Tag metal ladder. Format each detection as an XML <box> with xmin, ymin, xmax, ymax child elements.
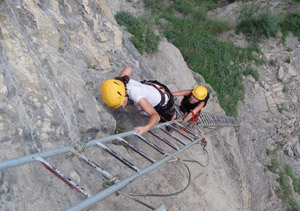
<box><xmin>0</xmin><ymin>120</ymin><xmax>206</xmax><ymax>211</ymax></box>
<box><xmin>174</xmin><ymin>105</ymin><xmax>237</xmax><ymax>127</ymax></box>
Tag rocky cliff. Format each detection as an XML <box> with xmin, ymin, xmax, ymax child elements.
<box><xmin>0</xmin><ymin>0</ymin><xmax>299</xmax><ymax>211</ymax></box>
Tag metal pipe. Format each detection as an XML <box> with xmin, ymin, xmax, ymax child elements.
<box><xmin>159</xmin><ymin>127</ymin><xmax>186</xmax><ymax>146</ymax></box>
<box><xmin>96</xmin><ymin>142</ymin><xmax>140</xmax><ymax>172</ymax></box>
<box><xmin>70</xmin><ymin>149</ymin><xmax>114</xmax><ymax>180</ymax></box>
<box><xmin>174</xmin><ymin>122</ymin><xmax>197</xmax><ymax>137</ymax></box>
<box><xmin>35</xmin><ymin>156</ymin><xmax>92</xmax><ymax>198</ymax></box>
<box><xmin>170</xmin><ymin>124</ymin><xmax>194</xmax><ymax>142</ymax></box>
<box><xmin>135</xmin><ymin>134</ymin><xmax>165</xmax><ymax>155</ymax></box>
<box><xmin>67</xmin><ymin>136</ymin><xmax>203</xmax><ymax>211</ymax></box>
<box><xmin>117</xmin><ymin>137</ymin><xmax>156</xmax><ymax>163</ymax></box>
<box><xmin>148</xmin><ymin>130</ymin><xmax>178</xmax><ymax>150</ymax></box>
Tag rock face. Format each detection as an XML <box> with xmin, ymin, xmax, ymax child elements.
<box><xmin>209</xmin><ymin>1</ymin><xmax>300</xmax><ymax>210</ymax></box>
<box><xmin>1</xmin><ymin>0</ymin><xmax>298</xmax><ymax>211</ymax></box>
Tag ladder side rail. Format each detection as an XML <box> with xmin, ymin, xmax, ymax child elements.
<box><xmin>96</xmin><ymin>142</ymin><xmax>140</xmax><ymax>172</ymax></box>
<box><xmin>35</xmin><ymin>156</ymin><xmax>92</xmax><ymax>198</ymax></box>
<box><xmin>117</xmin><ymin>137</ymin><xmax>156</xmax><ymax>163</ymax></box>
<box><xmin>67</xmin><ymin>136</ymin><xmax>204</xmax><ymax>211</ymax></box>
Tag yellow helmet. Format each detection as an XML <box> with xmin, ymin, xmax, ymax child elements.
<box><xmin>192</xmin><ymin>86</ymin><xmax>208</xmax><ymax>100</ymax></box>
<box><xmin>100</xmin><ymin>79</ymin><xmax>126</xmax><ymax>108</ymax></box>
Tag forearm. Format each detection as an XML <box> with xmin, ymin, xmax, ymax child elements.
<box><xmin>182</xmin><ymin>112</ymin><xmax>193</xmax><ymax>124</ymax></box>
<box><xmin>172</xmin><ymin>90</ymin><xmax>192</xmax><ymax>96</ymax></box>
<box><xmin>120</xmin><ymin>66</ymin><xmax>132</xmax><ymax>78</ymax></box>
<box><xmin>135</xmin><ymin>113</ymin><xmax>160</xmax><ymax>135</ymax></box>
<box><xmin>146</xmin><ymin>113</ymin><xmax>160</xmax><ymax>130</ymax></box>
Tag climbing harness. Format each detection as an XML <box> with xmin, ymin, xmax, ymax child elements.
<box><xmin>141</xmin><ymin>80</ymin><xmax>176</xmax><ymax>122</ymax></box>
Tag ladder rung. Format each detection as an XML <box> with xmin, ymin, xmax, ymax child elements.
<box><xmin>174</xmin><ymin>122</ymin><xmax>197</xmax><ymax>137</ymax></box>
<box><xmin>96</xmin><ymin>142</ymin><xmax>140</xmax><ymax>172</ymax></box>
<box><xmin>169</xmin><ymin>124</ymin><xmax>195</xmax><ymax>142</ymax></box>
<box><xmin>35</xmin><ymin>156</ymin><xmax>92</xmax><ymax>198</ymax></box>
<box><xmin>159</xmin><ymin>127</ymin><xmax>187</xmax><ymax>146</ymax></box>
<box><xmin>117</xmin><ymin>137</ymin><xmax>156</xmax><ymax>163</ymax></box>
<box><xmin>70</xmin><ymin>149</ymin><xmax>114</xmax><ymax>181</ymax></box>
<box><xmin>148</xmin><ymin>130</ymin><xmax>179</xmax><ymax>150</ymax></box>
<box><xmin>134</xmin><ymin>134</ymin><xmax>165</xmax><ymax>155</ymax></box>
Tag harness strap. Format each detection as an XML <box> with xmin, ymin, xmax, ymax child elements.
<box><xmin>141</xmin><ymin>81</ymin><xmax>169</xmax><ymax>107</ymax></box>
<box><xmin>142</xmin><ymin>81</ymin><xmax>166</xmax><ymax>94</ymax></box>
<box><xmin>190</xmin><ymin>109</ymin><xmax>195</xmax><ymax>122</ymax></box>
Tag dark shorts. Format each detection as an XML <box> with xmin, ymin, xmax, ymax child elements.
<box><xmin>156</xmin><ymin>106</ymin><xmax>175</xmax><ymax>122</ymax></box>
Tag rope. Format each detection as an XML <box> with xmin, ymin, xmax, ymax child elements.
<box><xmin>182</xmin><ymin>148</ymin><xmax>209</xmax><ymax>167</ymax></box>
<box><xmin>100</xmin><ymin>144</ymin><xmax>209</xmax><ymax>210</ymax></box>
<box><xmin>120</xmin><ymin>160</ymin><xmax>192</xmax><ymax>198</ymax></box>
<box><xmin>116</xmin><ymin>149</ymin><xmax>209</xmax><ymax>198</ymax></box>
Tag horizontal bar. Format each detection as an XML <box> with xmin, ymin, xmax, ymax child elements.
<box><xmin>169</xmin><ymin>124</ymin><xmax>194</xmax><ymax>142</ymax></box>
<box><xmin>135</xmin><ymin>134</ymin><xmax>165</xmax><ymax>155</ymax></box>
<box><xmin>96</xmin><ymin>142</ymin><xmax>140</xmax><ymax>172</ymax></box>
<box><xmin>67</xmin><ymin>136</ymin><xmax>203</xmax><ymax>211</ymax></box>
<box><xmin>35</xmin><ymin>156</ymin><xmax>92</xmax><ymax>198</ymax></box>
<box><xmin>159</xmin><ymin>127</ymin><xmax>187</xmax><ymax>146</ymax></box>
<box><xmin>70</xmin><ymin>149</ymin><xmax>114</xmax><ymax>180</ymax></box>
<box><xmin>117</xmin><ymin>137</ymin><xmax>156</xmax><ymax>163</ymax></box>
<box><xmin>148</xmin><ymin>130</ymin><xmax>178</xmax><ymax>150</ymax></box>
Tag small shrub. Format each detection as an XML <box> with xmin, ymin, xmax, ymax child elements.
<box><xmin>237</xmin><ymin>3</ymin><xmax>282</xmax><ymax>42</ymax></box>
<box><xmin>243</xmin><ymin>67</ymin><xmax>259</xmax><ymax>81</ymax></box>
<box><xmin>269</xmin><ymin>59</ymin><xmax>276</xmax><ymax>66</ymax></box>
<box><xmin>282</xmin><ymin>87</ymin><xmax>289</xmax><ymax>93</ymax></box>
<box><xmin>259</xmin><ymin>81</ymin><xmax>265</xmax><ymax>88</ymax></box>
<box><xmin>281</xmin><ymin>12</ymin><xmax>300</xmax><ymax>42</ymax></box>
<box><xmin>267</xmin><ymin>159</ymin><xmax>280</xmax><ymax>173</ymax></box>
<box><xmin>115</xmin><ymin>11</ymin><xmax>160</xmax><ymax>54</ymax></box>
<box><xmin>277</xmin><ymin>103</ymin><xmax>288</xmax><ymax>113</ymax></box>
<box><xmin>285</xmin><ymin>165</ymin><xmax>300</xmax><ymax>195</ymax></box>
<box><xmin>207</xmin><ymin>19</ymin><xmax>231</xmax><ymax>34</ymax></box>
<box><xmin>266</xmin><ymin>148</ymin><xmax>272</xmax><ymax>156</ymax></box>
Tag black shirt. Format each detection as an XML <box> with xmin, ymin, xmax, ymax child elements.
<box><xmin>180</xmin><ymin>92</ymin><xmax>210</xmax><ymax>113</ymax></box>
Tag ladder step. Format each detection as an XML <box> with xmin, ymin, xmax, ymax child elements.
<box><xmin>35</xmin><ymin>156</ymin><xmax>92</xmax><ymax>198</ymax></box>
<box><xmin>148</xmin><ymin>131</ymin><xmax>179</xmax><ymax>150</ymax></box>
<box><xmin>159</xmin><ymin>127</ymin><xmax>187</xmax><ymax>146</ymax></box>
<box><xmin>96</xmin><ymin>142</ymin><xmax>140</xmax><ymax>172</ymax></box>
<box><xmin>168</xmin><ymin>124</ymin><xmax>195</xmax><ymax>142</ymax></box>
<box><xmin>134</xmin><ymin>134</ymin><xmax>165</xmax><ymax>155</ymax></box>
<box><xmin>117</xmin><ymin>137</ymin><xmax>156</xmax><ymax>163</ymax></box>
<box><xmin>70</xmin><ymin>149</ymin><xmax>114</xmax><ymax>181</ymax></box>
<box><xmin>195</xmin><ymin>112</ymin><xmax>237</xmax><ymax>127</ymax></box>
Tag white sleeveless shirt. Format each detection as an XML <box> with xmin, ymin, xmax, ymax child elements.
<box><xmin>126</xmin><ymin>79</ymin><xmax>161</xmax><ymax>111</ymax></box>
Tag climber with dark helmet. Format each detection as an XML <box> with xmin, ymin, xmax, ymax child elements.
<box><xmin>172</xmin><ymin>86</ymin><xmax>210</xmax><ymax>124</ymax></box>
<box><xmin>100</xmin><ymin>66</ymin><xmax>176</xmax><ymax>135</ymax></box>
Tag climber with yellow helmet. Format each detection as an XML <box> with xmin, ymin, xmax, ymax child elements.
<box><xmin>101</xmin><ymin>66</ymin><xmax>176</xmax><ymax>135</ymax></box>
<box><xmin>172</xmin><ymin>86</ymin><xmax>210</xmax><ymax>124</ymax></box>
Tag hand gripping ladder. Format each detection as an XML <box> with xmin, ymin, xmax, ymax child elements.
<box><xmin>0</xmin><ymin>120</ymin><xmax>206</xmax><ymax>211</ymax></box>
